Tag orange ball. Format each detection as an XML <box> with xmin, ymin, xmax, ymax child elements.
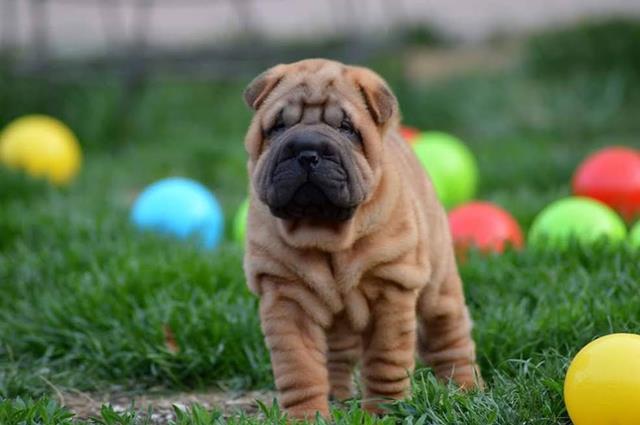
<box><xmin>449</xmin><ymin>201</ymin><xmax>523</xmax><ymax>256</ymax></box>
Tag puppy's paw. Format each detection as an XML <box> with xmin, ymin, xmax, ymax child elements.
<box><xmin>286</xmin><ymin>406</ymin><xmax>330</xmax><ymax>423</ymax></box>
<box><xmin>443</xmin><ymin>363</ymin><xmax>485</xmax><ymax>391</ymax></box>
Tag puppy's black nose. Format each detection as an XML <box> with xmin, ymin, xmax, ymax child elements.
<box><xmin>286</xmin><ymin>133</ymin><xmax>329</xmax><ymax>170</ymax></box>
<box><xmin>298</xmin><ymin>150</ymin><xmax>320</xmax><ymax>170</ymax></box>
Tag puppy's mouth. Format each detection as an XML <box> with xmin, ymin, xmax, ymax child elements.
<box><xmin>269</xmin><ymin>181</ymin><xmax>356</xmax><ymax>222</ymax></box>
<box><xmin>265</xmin><ymin>154</ymin><xmax>358</xmax><ymax>222</ymax></box>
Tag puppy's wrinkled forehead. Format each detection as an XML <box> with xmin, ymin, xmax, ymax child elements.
<box><xmin>279</xmin><ymin>100</ymin><xmax>344</xmax><ymax>129</ymax></box>
<box><xmin>259</xmin><ymin>61</ymin><xmax>359</xmax><ymax>127</ymax></box>
<box><xmin>282</xmin><ymin>60</ymin><xmax>345</xmax><ymax>101</ymax></box>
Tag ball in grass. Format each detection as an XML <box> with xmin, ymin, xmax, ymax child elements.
<box><xmin>413</xmin><ymin>131</ymin><xmax>478</xmax><ymax>209</ymax></box>
<box><xmin>0</xmin><ymin>115</ymin><xmax>82</xmax><ymax>185</ymax></box>
<box><xmin>564</xmin><ymin>333</ymin><xmax>640</xmax><ymax>425</ymax></box>
<box><xmin>630</xmin><ymin>221</ymin><xmax>640</xmax><ymax>249</ymax></box>
<box><xmin>448</xmin><ymin>201</ymin><xmax>523</xmax><ymax>256</ymax></box>
<box><xmin>399</xmin><ymin>126</ymin><xmax>420</xmax><ymax>144</ymax></box>
<box><xmin>131</xmin><ymin>177</ymin><xmax>224</xmax><ymax>250</ymax></box>
<box><xmin>573</xmin><ymin>146</ymin><xmax>640</xmax><ymax>222</ymax></box>
<box><xmin>233</xmin><ymin>198</ymin><xmax>249</xmax><ymax>245</ymax></box>
<box><xmin>528</xmin><ymin>197</ymin><xmax>627</xmax><ymax>249</ymax></box>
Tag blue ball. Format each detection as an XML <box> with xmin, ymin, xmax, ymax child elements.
<box><xmin>131</xmin><ymin>177</ymin><xmax>224</xmax><ymax>249</ymax></box>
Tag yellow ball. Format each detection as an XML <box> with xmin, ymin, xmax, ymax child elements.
<box><xmin>0</xmin><ymin>115</ymin><xmax>82</xmax><ymax>185</ymax></box>
<box><xmin>564</xmin><ymin>333</ymin><xmax>640</xmax><ymax>425</ymax></box>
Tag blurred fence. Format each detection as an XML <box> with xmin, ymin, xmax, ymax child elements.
<box><xmin>0</xmin><ymin>0</ymin><xmax>408</xmax><ymax>82</ymax></box>
<box><xmin>2</xmin><ymin>0</ymin><xmax>640</xmax><ymax>82</ymax></box>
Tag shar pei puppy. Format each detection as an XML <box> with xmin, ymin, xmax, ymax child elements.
<box><xmin>242</xmin><ymin>59</ymin><xmax>482</xmax><ymax>419</ymax></box>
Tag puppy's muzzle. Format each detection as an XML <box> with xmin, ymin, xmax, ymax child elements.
<box><xmin>266</xmin><ymin>130</ymin><xmax>356</xmax><ymax>221</ymax></box>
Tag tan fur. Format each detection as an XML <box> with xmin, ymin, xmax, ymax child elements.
<box><xmin>243</xmin><ymin>59</ymin><xmax>481</xmax><ymax>419</ymax></box>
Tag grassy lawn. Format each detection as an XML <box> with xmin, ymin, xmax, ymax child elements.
<box><xmin>1</xmin><ymin>20</ymin><xmax>640</xmax><ymax>424</ymax></box>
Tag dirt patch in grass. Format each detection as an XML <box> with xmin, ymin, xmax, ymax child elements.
<box><xmin>61</xmin><ymin>389</ymin><xmax>276</xmax><ymax>423</ymax></box>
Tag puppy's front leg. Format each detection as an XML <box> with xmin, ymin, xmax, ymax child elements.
<box><xmin>361</xmin><ymin>286</ymin><xmax>417</xmax><ymax>414</ymax></box>
<box><xmin>259</xmin><ymin>287</ymin><xmax>330</xmax><ymax>419</ymax></box>
<box><xmin>417</xmin><ymin>270</ymin><xmax>481</xmax><ymax>389</ymax></box>
<box><xmin>327</xmin><ymin>314</ymin><xmax>362</xmax><ymax>401</ymax></box>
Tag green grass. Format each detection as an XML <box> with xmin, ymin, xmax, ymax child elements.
<box><xmin>2</xmin><ymin>19</ymin><xmax>640</xmax><ymax>424</ymax></box>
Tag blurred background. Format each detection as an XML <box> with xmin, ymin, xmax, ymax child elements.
<box><xmin>2</xmin><ymin>0</ymin><xmax>640</xmax><ymax>224</ymax></box>
<box><xmin>3</xmin><ymin>0</ymin><xmax>640</xmax><ymax>59</ymax></box>
<box><xmin>2</xmin><ymin>0</ymin><xmax>640</xmax><ymax>410</ymax></box>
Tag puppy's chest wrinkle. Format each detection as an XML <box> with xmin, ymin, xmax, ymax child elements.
<box><xmin>273</xmin><ymin>213</ymin><xmax>432</xmax><ymax>331</ymax></box>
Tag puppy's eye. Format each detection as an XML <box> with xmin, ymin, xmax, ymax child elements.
<box><xmin>267</xmin><ymin>112</ymin><xmax>286</xmax><ymax>138</ymax></box>
<box><xmin>339</xmin><ymin>117</ymin><xmax>362</xmax><ymax>143</ymax></box>
<box><xmin>339</xmin><ymin>118</ymin><xmax>355</xmax><ymax>134</ymax></box>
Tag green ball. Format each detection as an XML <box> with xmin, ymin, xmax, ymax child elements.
<box><xmin>233</xmin><ymin>198</ymin><xmax>249</xmax><ymax>244</ymax></box>
<box><xmin>630</xmin><ymin>222</ymin><xmax>640</xmax><ymax>249</ymax></box>
<box><xmin>412</xmin><ymin>131</ymin><xmax>478</xmax><ymax>209</ymax></box>
<box><xmin>529</xmin><ymin>197</ymin><xmax>627</xmax><ymax>249</ymax></box>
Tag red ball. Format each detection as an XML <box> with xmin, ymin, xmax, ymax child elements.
<box><xmin>449</xmin><ymin>201</ymin><xmax>524</xmax><ymax>256</ymax></box>
<box><xmin>399</xmin><ymin>126</ymin><xmax>420</xmax><ymax>144</ymax></box>
<box><xmin>573</xmin><ymin>147</ymin><xmax>640</xmax><ymax>222</ymax></box>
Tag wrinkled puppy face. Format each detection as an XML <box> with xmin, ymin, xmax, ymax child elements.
<box><xmin>258</xmin><ymin>106</ymin><xmax>362</xmax><ymax>221</ymax></box>
<box><xmin>244</xmin><ymin>59</ymin><xmax>397</xmax><ymax>224</ymax></box>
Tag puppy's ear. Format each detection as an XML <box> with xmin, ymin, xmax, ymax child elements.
<box><xmin>244</xmin><ymin>65</ymin><xmax>286</xmax><ymax>110</ymax></box>
<box><xmin>351</xmin><ymin>67</ymin><xmax>398</xmax><ymax>125</ymax></box>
